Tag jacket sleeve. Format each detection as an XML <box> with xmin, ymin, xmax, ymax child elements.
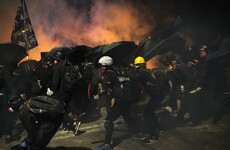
<box><xmin>50</xmin><ymin>64</ymin><xmax>64</xmax><ymax>91</ymax></box>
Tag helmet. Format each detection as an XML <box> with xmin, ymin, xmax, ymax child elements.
<box><xmin>98</xmin><ymin>56</ymin><xmax>113</xmax><ymax>66</ymax></box>
<box><xmin>134</xmin><ymin>56</ymin><xmax>145</xmax><ymax>65</ymax></box>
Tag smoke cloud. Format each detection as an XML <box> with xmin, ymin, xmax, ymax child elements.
<box><xmin>1</xmin><ymin>0</ymin><xmax>176</xmax><ymax>60</ymax></box>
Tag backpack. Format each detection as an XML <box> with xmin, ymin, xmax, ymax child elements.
<box><xmin>112</xmin><ymin>66</ymin><xmax>141</xmax><ymax>102</ymax></box>
<box><xmin>63</xmin><ymin>62</ymin><xmax>82</xmax><ymax>90</ymax></box>
<box><xmin>22</xmin><ymin>96</ymin><xmax>65</xmax><ymax>118</ymax></box>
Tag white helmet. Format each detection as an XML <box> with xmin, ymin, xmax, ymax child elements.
<box><xmin>98</xmin><ymin>56</ymin><xmax>113</xmax><ymax>66</ymax></box>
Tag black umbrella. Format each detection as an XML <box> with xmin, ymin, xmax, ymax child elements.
<box><xmin>95</xmin><ymin>41</ymin><xmax>138</xmax><ymax>66</ymax></box>
<box><xmin>0</xmin><ymin>42</ymin><xmax>27</xmax><ymax>69</ymax></box>
<box><xmin>84</xmin><ymin>45</ymin><xmax>106</xmax><ymax>65</ymax></box>
<box><xmin>135</xmin><ymin>33</ymin><xmax>187</xmax><ymax>62</ymax></box>
<box><xmin>14</xmin><ymin>60</ymin><xmax>41</xmax><ymax>75</ymax></box>
<box><xmin>47</xmin><ymin>46</ymin><xmax>72</xmax><ymax>57</ymax></box>
<box><xmin>66</xmin><ymin>45</ymin><xmax>92</xmax><ymax>64</ymax></box>
<box><xmin>206</xmin><ymin>38</ymin><xmax>230</xmax><ymax>61</ymax></box>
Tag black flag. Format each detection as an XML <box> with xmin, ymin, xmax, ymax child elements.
<box><xmin>11</xmin><ymin>0</ymin><xmax>38</xmax><ymax>50</ymax></box>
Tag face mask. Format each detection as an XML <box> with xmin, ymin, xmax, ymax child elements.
<box><xmin>100</xmin><ymin>67</ymin><xmax>106</xmax><ymax>73</ymax></box>
<box><xmin>54</xmin><ymin>60</ymin><xmax>58</xmax><ymax>65</ymax></box>
<box><xmin>200</xmin><ymin>51</ymin><xmax>207</xmax><ymax>58</ymax></box>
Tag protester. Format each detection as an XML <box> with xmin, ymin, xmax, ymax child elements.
<box><xmin>13</xmin><ymin>47</ymin><xmax>81</xmax><ymax>150</ymax></box>
<box><xmin>133</xmin><ymin>56</ymin><xmax>170</xmax><ymax>144</ymax></box>
<box><xmin>96</xmin><ymin>56</ymin><xmax>141</xmax><ymax>150</ymax></box>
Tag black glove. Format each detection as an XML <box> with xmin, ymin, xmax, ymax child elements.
<box><xmin>8</xmin><ymin>94</ymin><xmax>26</xmax><ymax>112</ymax></box>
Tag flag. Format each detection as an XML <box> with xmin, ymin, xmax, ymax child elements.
<box><xmin>11</xmin><ymin>0</ymin><xmax>38</xmax><ymax>50</ymax></box>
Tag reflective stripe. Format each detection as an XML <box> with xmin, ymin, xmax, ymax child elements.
<box><xmin>117</xmin><ymin>76</ymin><xmax>130</xmax><ymax>82</ymax></box>
<box><xmin>189</xmin><ymin>87</ymin><xmax>202</xmax><ymax>94</ymax></box>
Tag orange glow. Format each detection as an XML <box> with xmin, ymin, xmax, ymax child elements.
<box><xmin>146</xmin><ymin>57</ymin><xmax>164</xmax><ymax>69</ymax></box>
<box><xmin>25</xmin><ymin>1</ymin><xmax>154</xmax><ymax>61</ymax></box>
<box><xmin>0</xmin><ymin>0</ymin><xmax>175</xmax><ymax>63</ymax></box>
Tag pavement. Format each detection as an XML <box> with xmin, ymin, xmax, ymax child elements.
<box><xmin>1</xmin><ymin>99</ymin><xmax>230</xmax><ymax>150</ymax></box>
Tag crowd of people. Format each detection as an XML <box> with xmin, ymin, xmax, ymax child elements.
<box><xmin>0</xmin><ymin>43</ymin><xmax>229</xmax><ymax>150</ymax></box>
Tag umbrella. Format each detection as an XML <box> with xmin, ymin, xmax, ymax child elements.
<box><xmin>135</xmin><ymin>33</ymin><xmax>187</xmax><ymax>62</ymax></box>
<box><xmin>206</xmin><ymin>38</ymin><xmax>230</xmax><ymax>61</ymax></box>
<box><xmin>66</xmin><ymin>45</ymin><xmax>92</xmax><ymax>64</ymax></box>
<box><xmin>47</xmin><ymin>46</ymin><xmax>72</xmax><ymax>57</ymax></box>
<box><xmin>0</xmin><ymin>42</ymin><xmax>27</xmax><ymax>69</ymax></box>
<box><xmin>14</xmin><ymin>60</ymin><xmax>41</xmax><ymax>75</ymax></box>
<box><xmin>84</xmin><ymin>45</ymin><xmax>106</xmax><ymax>65</ymax></box>
<box><xmin>95</xmin><ymin>41</ymin><xmax>138</xmax><ymax>66</ymax></box>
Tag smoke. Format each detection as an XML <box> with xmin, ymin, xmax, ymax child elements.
<box><xmin>0</xmin><ymin>0</ymin><xmax>177</xmax><ymax>60</ymax></box>
<box><xmin>25</xmin><ymin>0</ymin><xmax>155</xmax><ymax>59</ymax></box>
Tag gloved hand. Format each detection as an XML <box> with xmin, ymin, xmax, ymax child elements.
<box><xmin>46</xmin><ymin>88</ymin><xmax>53</xmax><ymax>96</ymax></box>
<box><xmin>93</xmin><ymin>94</ymin><xmax>99</xmax><ymax>100</ymax></box>
<box><xmin>8</xmin><ymin>94</ymin><xmax>26</xmax><ymax>112</ymax></box>
<box><xmin>111</xmin><ymin>98</ymin><xmax>116</xmax><ymax>107</ymax></box>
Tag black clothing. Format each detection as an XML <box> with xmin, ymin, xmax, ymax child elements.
<box><xmin>104</xmin><ymin>100</ymin><xmax>140</xmax><ymax>144</ymax></box>
<box><xmin>19</xmin><ymin>108</ymin><xmax>62</xmax><ymax>149</ymax></box>
<box><xmin>19</xmin><ymin>60</ymin><xmax>69</xmax><ymax>149</ymax></box>
<box><xmin>177</xmin><ymin>61</ymin><xmax>210</xmax><ymax>124</ymax></box>
<box><xmin>137</xmin><ymin>67</ymin><xmax>169</xmax><ymax>138</ymax></box>
<box><xmin>101</xmin><ymin>66</ymin><xmax>140</xmax><ymax>145</ymax></box>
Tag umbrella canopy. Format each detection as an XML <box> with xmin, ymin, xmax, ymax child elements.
<box><xmin>135</xmin><ymin>33</ymin><xmax>187</xmax><ymax>62</ymax></box>
<box><xmin>0</xmin><ymin>42</ymin><xmax>27</xmax><ymax>69</ymax></box>
<box><xmin>94</xmin><ymin>41</ymin><xmax>138</xmax><ymax>66</ymax></box>
<box><xmin>14</xmin><ymin>60</ymin><xmax>41</xmax><ymax>75</ymax></box>
<box><xmin>206</xmin><ymin>38</ymin><xmax>230</xmax><ymax>61</ymax></box>
<box><xmin>84</xmin><ymin>45</ymin><xmax>106</xmax><ymax>65</ymax></box>
<box><xmin>47</xmin><ymin>46</ymin><xmax>72</xmax><ymax>57</ymax></box>
<box><xmin>66</xmin><ymin>45</ymin><xmax>92</xmax><ymax>64</ymax></box>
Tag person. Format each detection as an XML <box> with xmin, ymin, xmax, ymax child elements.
<box><xmin>97</xmin><ymin>56</ymin><xmax>141</xmax><ymax>149</ymax></box>
<box><xmin>134</xmin><ymin>56</ymin><xmax>170</xmax><ymax>144</ymax></box>
<box><xmin>176</xmin><ymin>46</ymin><xmax>209</xmax><ymax>126</ymax></box>
<box><xmin>1</xmin><ymin>66</ymin><xmax>27</xmax><ymax>144</ymax></box>
<box><xmin>14</xmin><ymin>48</ymin><xmax>77</xmax><ymax>150</ymax></box>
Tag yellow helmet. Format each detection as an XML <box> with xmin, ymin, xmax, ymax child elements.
<box><xmin>134</xmin><ymin>56</ymin><xmax>145</xmax><ymax>65</ymax></box>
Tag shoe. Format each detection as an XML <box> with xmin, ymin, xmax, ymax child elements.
<box><xmin>159</xmin><ymin>130</ymin><xmax>164</xmax><ymax>136</ymax></box>
<box><xmin>132</xmin><ymin>133</ymin><xmax>145</xmax><ymax>140</ymax></box>
<box><xmin>17</xmin><ymin>141</ymin><xmax>30</xmax><ymax>150</ymax></box>
<box><xmin>156</xmin><ymin>129</ymin><xmax>164</xmax><ymax>136</ymax></box>
<box><xmin>59</xmin><ymin>127</ymin><xmax>70</xmax><ymax>133</ymax></box>
<box><xmin>74</xmin><ymin>121</ymin><xmax>82</xmax><ymax>135</ymax></box>
<box><xmin>94</xmin><ymin>144</ymin><xmax>112</xmax><ymax>150</ymax></box>
<box><xmin>142</xmin><ymin>137</ymin><xmax>158</xmax><ymax>144</ymax></box>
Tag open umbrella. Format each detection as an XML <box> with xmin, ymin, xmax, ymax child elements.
<box><xmin>95</xmin><ymin>41</ymin><xmax>138</xmax><ymax>66</ymax></box>
<box><xmin>14</xmin><ymin>60</ymin><xmax>41</xmax><ymax>75</ymax></box>
<box><xmin>66</xmin><ymin>45</ymin><xmax>92</xmax><ymax>64</ymax></box>
<box><xmin>0</xmin><ymin>42</ymin><xmax>27</xmax><ymax>69</ymax></box>
<box><xmin>84</xmin><ymin>45</ymin><xmax>106</xmax><ymax>65</ymax></box>
<box><xmin>47</xmin><ymin>46</ymin><xmax>72</xmax><ymax>57</ymax></box>
<box><xmin>135</xmin><ymin>33</ymin><xmax>187</xmax><ymax>62</ymax></box>
<box><xmin>206</xmin><ymin>38</ymin><xmax>230</xmax><ymax>61</ymax></box>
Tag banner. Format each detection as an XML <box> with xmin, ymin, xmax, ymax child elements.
<box><xmin>11</xmin><ymin>0</ymin><xmax>38</xmax><ymax>50</ymax></box>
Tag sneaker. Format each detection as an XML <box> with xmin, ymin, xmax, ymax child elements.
<box><xmin>156</xmin><ymin>129</ymin><xmax>164</xmax><ymax>136</ymax></box>
<box><xmin>74</xmin><ymin>121</ymin><xmax>82</xmax><ymax>135</ymax></box>
<box><xmin>142</xmin><ymin>137</ymin><xmax>158</xmax><ymax>144</ymax></box>
<box><xmin>94</xmin><ymin>144</ymin><xmax>112</xmax><ymax>150</ymax></box>
<box><xmin>14</xmin><ymin>141</ymin><xmax>30</xmax><ymax>150</ymax></box>
<box><xmin>59</xmin><ymin>127</ymin><xmax>70</xmax><ymax>133</ymax></box>
<box><xmin>132</xmin><ymin>133</ymin><xmax>145</xmax><ymax>140</ymax></box>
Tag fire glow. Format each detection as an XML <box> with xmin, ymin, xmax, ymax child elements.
<box><xmin>26</xmin><ymin>0</ymin><xmax>153</xmax><ymax>60</ymax></box>
<box><xmin>0</xmin><ymin>0</ymin><xmax>175</xmax><ymax>67</ymax></box>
